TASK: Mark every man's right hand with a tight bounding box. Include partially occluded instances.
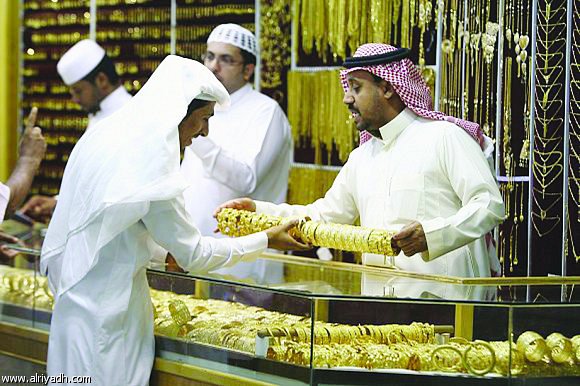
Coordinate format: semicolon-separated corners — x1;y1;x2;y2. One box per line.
264;219;311;251
0;231;20;259
21;195;56;222
19;107;46;165
213;197;256;218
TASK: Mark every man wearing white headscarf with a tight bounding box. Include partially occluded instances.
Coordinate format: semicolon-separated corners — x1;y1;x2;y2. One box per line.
21;39;132;221
41;55;307;386
179;24;292;283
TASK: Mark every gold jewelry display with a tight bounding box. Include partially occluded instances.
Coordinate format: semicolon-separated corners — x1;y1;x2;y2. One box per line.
288;70;356;163
216;208;396;256
0;267;579;376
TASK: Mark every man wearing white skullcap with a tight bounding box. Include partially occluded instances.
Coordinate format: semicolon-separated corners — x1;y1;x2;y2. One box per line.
21;39;132;221
179;24;292;284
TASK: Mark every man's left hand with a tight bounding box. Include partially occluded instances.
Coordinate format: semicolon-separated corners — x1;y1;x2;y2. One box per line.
392;221;428;257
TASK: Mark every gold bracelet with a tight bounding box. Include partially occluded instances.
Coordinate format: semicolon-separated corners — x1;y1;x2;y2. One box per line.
431;345;465;372
516;331;547;362
546;332;574;364
463;340;496;376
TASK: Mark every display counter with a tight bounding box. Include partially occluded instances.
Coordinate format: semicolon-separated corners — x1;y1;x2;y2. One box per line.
1;245;579;385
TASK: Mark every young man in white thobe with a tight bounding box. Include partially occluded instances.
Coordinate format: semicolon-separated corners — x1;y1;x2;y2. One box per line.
180;24;292;284
41;56;308;386
21;39;133;221
217;43;505;279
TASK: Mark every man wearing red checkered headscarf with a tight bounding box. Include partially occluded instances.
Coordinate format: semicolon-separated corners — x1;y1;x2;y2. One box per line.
217;43;505;278
340;44;489;147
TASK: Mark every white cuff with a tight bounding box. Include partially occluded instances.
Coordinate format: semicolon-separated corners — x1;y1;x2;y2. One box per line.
0;183;10;221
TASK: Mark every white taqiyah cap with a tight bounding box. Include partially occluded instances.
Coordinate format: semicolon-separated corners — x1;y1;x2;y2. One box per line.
207;24;257;57
57;39;106;85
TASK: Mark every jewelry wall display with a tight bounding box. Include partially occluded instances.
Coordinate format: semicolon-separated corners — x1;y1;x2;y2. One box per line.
567;0;580;263
287;163;339;205
530;0;567;270
288;70;357;164
439;0;463;118
294;0;436;65
259;0;291;92
175;0;255;61
22;0;90;196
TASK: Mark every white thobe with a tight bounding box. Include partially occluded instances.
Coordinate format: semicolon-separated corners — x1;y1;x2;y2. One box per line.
87;86;132;131
0;182;9;221
47;197;267;386
181;83;291;235
255;108;505;278
180;83;291;282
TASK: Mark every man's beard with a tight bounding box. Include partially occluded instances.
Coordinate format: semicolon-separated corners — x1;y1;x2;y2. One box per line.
85;104;101;114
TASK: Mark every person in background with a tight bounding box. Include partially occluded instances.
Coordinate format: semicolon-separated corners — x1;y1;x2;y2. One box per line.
179;24;292;284
21;39;132;221
0;107;46;259
216;43;505;278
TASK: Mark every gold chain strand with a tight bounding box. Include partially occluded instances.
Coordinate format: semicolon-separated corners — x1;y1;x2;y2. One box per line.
288;70;356;163
259;0;291;89
531;0;567;237
216;208;396;256
297;0;433;62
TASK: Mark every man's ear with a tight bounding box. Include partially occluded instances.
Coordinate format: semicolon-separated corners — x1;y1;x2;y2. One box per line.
382;81;395;99
94;72;110;91
243;63;255;82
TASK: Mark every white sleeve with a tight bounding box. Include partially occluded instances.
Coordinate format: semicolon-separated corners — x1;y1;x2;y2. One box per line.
255;160;358;225
421;128;505;260
142;196;268;272
0;182;10;221
188;104;290;194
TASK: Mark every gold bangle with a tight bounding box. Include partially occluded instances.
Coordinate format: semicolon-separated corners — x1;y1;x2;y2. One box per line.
571;335;580;363
546;332;574;364
516;331;547;362
463;340;496;376
168;299;191;326
431;345;465;372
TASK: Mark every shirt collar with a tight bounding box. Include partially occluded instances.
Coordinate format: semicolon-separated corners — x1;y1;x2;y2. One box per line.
97;86;130;115
229;83;252;105
377;107;416;146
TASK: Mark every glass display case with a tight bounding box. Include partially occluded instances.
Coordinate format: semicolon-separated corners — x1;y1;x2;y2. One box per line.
0;220;579;385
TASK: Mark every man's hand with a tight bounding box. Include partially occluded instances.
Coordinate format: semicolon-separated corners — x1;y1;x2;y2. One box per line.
21;195;56;222
0;231;20;259
392;221;428;257
265;219;312;251
213;197;256;218
19;107;46;165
